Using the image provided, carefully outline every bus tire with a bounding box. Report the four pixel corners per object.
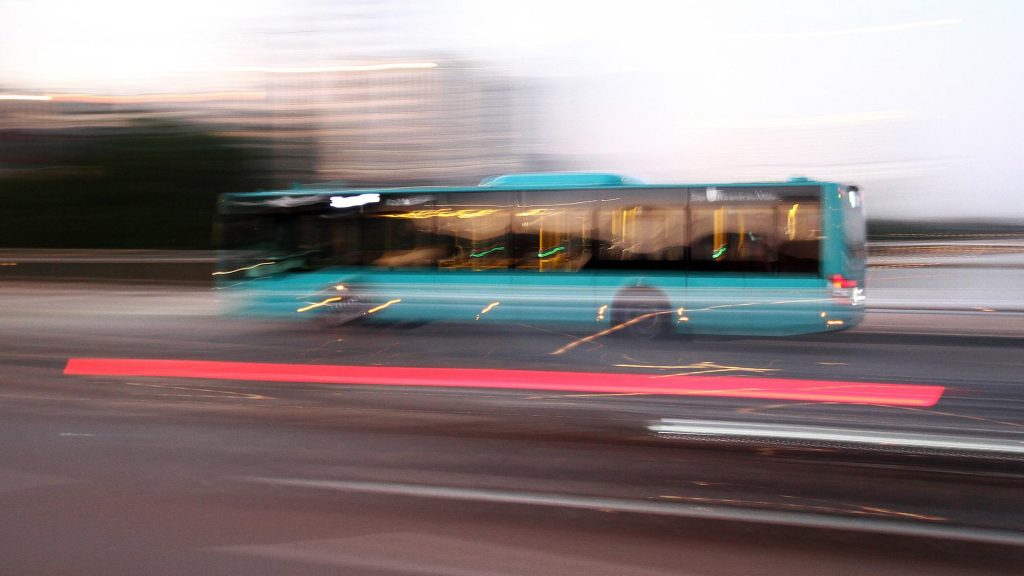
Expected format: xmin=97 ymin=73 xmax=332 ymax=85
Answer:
xmin=611 ymin=287 xmax=671 ymax=339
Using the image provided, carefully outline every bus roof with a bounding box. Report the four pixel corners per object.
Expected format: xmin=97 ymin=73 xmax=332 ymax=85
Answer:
xmin=220 ymin=173 xmax=836 ymax=200
xmin=479 ymin=172 xmax=644 ymax=188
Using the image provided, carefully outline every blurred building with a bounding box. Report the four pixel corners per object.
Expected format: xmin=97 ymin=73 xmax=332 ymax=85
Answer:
xmin=1 ymin=57 xmax=546 ymax=187
xmin=234 ymin=0 xmax=548 ymax=185
xmin=0 ymin=89 xmax=274 ymax=179
xmin=2 ymin=0 xmax=550 ymax=187
xmin=243 ymin=59 xmax=541 ymax=186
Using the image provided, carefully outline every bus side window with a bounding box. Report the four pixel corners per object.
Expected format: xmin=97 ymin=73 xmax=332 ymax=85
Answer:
xmin=435 ymin=207 xmax=512 ymax=271
xmin=776 ymin=201 xmax=821 ymax=273
xmin=593 ymin=206 xmax=686 ymax=269
xmin=689 ymin=203 xmax=777 ymax=272
xmin=356 ymin=202 xmax=448 ymax=268
xmin=326 ymin=214 xmax=361 ymax=265
xmin=369 ymin=217 xmax=446 ymax=268
xmin=513 ymin=209 xmax=591 ymax=272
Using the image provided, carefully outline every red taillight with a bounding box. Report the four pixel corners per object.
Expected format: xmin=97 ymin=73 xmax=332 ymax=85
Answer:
xmin=829 ymin=274 xmax=858 ymax=289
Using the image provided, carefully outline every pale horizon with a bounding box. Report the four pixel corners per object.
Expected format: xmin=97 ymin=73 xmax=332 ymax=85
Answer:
xmin=2 ymin=0 xmax=1022 ymax=221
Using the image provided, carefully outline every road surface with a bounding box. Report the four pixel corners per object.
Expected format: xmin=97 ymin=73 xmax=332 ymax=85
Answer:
xmin=1 ymin=281 xmax=1023 ymax=574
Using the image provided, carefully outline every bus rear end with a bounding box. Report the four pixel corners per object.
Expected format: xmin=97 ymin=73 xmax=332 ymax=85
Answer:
xmin=821 ymin=184 xmax=867 ymax=330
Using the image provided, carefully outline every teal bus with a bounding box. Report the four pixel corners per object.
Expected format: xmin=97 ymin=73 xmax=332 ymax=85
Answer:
xmin=214 ymin=173 xmax=866 ymax=336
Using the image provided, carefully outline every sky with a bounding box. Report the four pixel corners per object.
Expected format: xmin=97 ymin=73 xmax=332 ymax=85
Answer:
xmin=1 ymin=0 xmax=1022 ymax=220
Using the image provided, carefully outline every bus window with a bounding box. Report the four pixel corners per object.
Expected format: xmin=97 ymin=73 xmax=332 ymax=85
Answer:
xmin=594 ymin=206 xmax=687 ymax=270
xmin=841 ymin=187 xmax=866 ymax=278
xmin=690 ymin=203 xmax=777 ymax=272
xmin=330 ymin=196 xmax=446 ymax=268
xmin=776 ymin=201 xmax=821 ymax=273
xmin=362 ymin=213 xmax=444 ymax=268
xmin=323 ymin=212 xmax=361 ymax=265
xmin=513 ymin=209 xmax=592 ymax=271
xmin=435 ymin=206 xmax=512 ymax=271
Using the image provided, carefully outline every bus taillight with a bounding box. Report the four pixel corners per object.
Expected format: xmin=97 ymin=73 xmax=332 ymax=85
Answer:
xmin=829 ymin=274 xmax=865 ymax=306
xmin=829 ymin=274 xmax=858 ymax=289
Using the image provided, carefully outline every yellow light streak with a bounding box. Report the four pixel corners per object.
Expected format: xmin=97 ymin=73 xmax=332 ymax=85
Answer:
xmin=296 ymin=296 xmax=342 ymax=313
xmin=787 ymin=204 xmax=800 ymax=240
xmin=212 ymin=261 xmax=275 ymax=276
xmin=475 ymin=301 xmax=501 ymax=320
xmin=551 ymin=310 xmax=673 ymax=355
xmin=381 ymin=208 xmax=498 ymax=219
xmin=713 ymin=207 xmax=724 ymax=251
xmin=553 ymin=297 xmax=832 ymax=356
xmin=826 ymin=319 xmax=845 ymax=326
xmin=366 ymin=299 xmax=402 ymax=315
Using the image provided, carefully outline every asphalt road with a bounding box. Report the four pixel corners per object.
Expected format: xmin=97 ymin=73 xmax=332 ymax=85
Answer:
xmin=2 ymin=281 xmax=1024 ymax=574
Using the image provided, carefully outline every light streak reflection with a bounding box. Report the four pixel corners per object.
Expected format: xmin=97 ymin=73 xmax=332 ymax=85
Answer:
xmin=212 ymin=261 xmax=276 ymax=276
xmin=297 ymin=296 xmax=342 ymax=313
xmin=366 ymin=299 xmax=402 ymax=315
xmin=476 ymin=301 xmax=501 ymax=320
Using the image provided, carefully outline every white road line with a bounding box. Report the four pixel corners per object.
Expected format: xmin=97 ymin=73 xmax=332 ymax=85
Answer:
xmin=648 ymin=419 xmax=1024 ymax=455
xmin=240 ymin=476 xmax=1024 ymax=546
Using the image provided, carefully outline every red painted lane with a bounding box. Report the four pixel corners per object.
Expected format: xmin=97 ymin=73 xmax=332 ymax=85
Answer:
xmin=64 ymin=356 xmax=942 ymax=405
xmin=63 ymin=358 xmax=945 ymax=407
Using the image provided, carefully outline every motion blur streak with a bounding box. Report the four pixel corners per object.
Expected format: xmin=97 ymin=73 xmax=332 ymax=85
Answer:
xmin=366 ymin=298 xmax=401 ymax=314
xmin=649 ymin=419 xmax=1024 ymax=456
xmin=64 ymin=358 xmax=945 ymax=407
xmin=211 ymin=261 xmax=276 ymax=276
xmin=0 ymin=93 xmax=52 ymax=101
xmin=229 ymin=62 xmax=438 ymax=74
xmin=241 ymin=477 xmax=1024 ymax=547
xmin=48 ymin=91 xmax=266 ymax=104
xmin=296 ymin=296 xmax=342 ymax=313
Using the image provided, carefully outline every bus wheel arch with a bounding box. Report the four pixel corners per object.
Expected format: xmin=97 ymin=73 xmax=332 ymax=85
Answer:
xmin=610 ymin=286 xmax=672 ymax=338
xmin=316 ymin=282 xmax=370 ymax=327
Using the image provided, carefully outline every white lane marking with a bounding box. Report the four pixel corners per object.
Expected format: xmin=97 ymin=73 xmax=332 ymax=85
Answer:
xmin=240 ymin=476 xmax=1024 ymax=546
xmin=214 ymin=532 xmax=683 ymax=576
xmin=648 ymin=419 xmax=1024 ymax=455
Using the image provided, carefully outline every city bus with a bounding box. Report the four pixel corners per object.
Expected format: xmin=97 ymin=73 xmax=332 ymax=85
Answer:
xmin=214 ymin=173 xmax=866 ymax=336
